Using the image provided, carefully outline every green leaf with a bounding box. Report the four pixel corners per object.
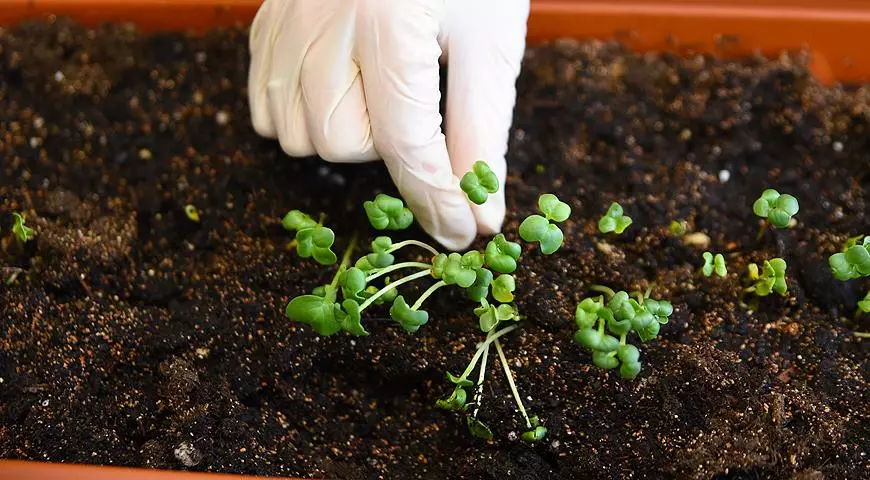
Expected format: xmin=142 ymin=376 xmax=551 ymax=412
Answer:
xmin=644 ymin=299 xmax=673 ymax=324
xmin=857 ymin=292 xmax=870 ymax=313
xmin=592 ymin=351 xmax=619 ymax=370
xmin=845 ymin=245 xmax=870 ymax=275
xmin=443 ymin=252 xmax=482 ymax=288
xmin=295 ymin=226 xmax=337 ymax=265
xmin=366 ymin=252 xmax=395 ymax=269
xmin=355 ymin=256 xmax=376 ymax=273
xmin=619 ymin=360 xmax=642 ymax=380
xmin=574 ymin=297 xmax=602 ymax=329
xmin=11 ymin=212 xmax=34 ymax=244
xmin=389 ymin=295 xmax=429 ymax=333
xmin=598 ymin=202 xmax=631 ymax=235
xmin=491 ymin=274 xmax=516 ymax=303
xmin=476 ymin=302 xmax=499 ymax=333
xmin=466 ymin=417 xmax=493 ymax=441
xmin=702 ymin=252 xmax=714 ymax=277
xmin=436 ymin=387 xmax=467 ymax=412
xmin=614 ymin=216 xmax=633 ymax=234
xmin=573 ymin=328 xmax=602 ymax=350
xmin=776 ymin=194 xmax=800 ymax=216
xmin=518 ymin=214 xmax=549 ymax=242
xmin=598 ymin=216 xmax=617 ymax=234
xmin=339 ymin=267 xmax=368 ymax=303
xmin=752 ymin=197 xmax=771 ymax=217
xmin=607 ymin=292 xmax=637 ymax=322
xmin=829 ymin=252 xmax=858 ymax=281
xmin=447 ymin=372 xmax=474 ymax=387
xmin=312 ymin=247 xmax=337 ymax=266
xmin=495 ymin=304 xmax=519 ymax=322
xmin=466 ymin=268 xmax=493 ymax=303
xmin=521 ymin=426 xmax=548 ymax=442
xmin=630 ymin=311 xmax=658 ymax=341
xmin=669 ymin=220 xmax=687 ymax=236
xmin=281 ymin=210 xmax=317 ymax=231
xmin=617 ymin=344 xmax=640 ymax=364
xmin=363 ymin=194 xmax=413 ymax=230
xmin=485 ymin=233 xmax=522 ymax=274
xmin=538 ymin=194 xmax=571 ymax=222
xmin=714 ymin=254 xmax=727 ymax=277
xmin=431 ymin=253 xmax=448 ymax=279
xmin=753 ymin=189 xmax=799 ymax=228
xmin=336 ymin=300 xmax=368 ymax=336
xmin=538 ymin=224 xmax=564 ymax=255
xmin=460 ymin=161 xmax=499 ymax=205
xmin=602 ymin=306 xmax=632 ymax=336
xmin=371 ymin=236 xmax=393 ymax=253
xmin=285 ymin=295 xmax=340 ymax=336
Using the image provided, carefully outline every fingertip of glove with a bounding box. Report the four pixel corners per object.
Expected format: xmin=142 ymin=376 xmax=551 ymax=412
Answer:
xmin=472 ymin=196 xmax=507 ymax=236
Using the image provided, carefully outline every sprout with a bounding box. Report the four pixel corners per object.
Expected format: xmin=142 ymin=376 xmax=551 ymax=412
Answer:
xmin=753 ymin=189 xmax=799 ymax=229
xmin=745 ymin=258 xmax=788 ymax=297
xmin=519 ymin=193 xmax=571 ymax=254
xmin=465 ymin=268 xmax=493 ymax=303
xmin=598 ymin=202 xmax=632 ymax=235
xmin=389 ymin=296 xmax=429 ymax=333
xmin=572 ymin=286 xmax=672 ymax=380
xmin=668 ymin=219 xmax=688 ymax=236
xmin=459 ymin=161 xmax=499 ymax=205
xmin=829 ymin=236 xmax=870 ymax=281
xmin=466 ymin=417 xmax=494 ymax=441
xmin=184 ymin=204 xmax=200 ymax=222
xmin=437 ymin=251 xmax=484 ymax=288
xmin=11 ymin=212 xmax=34 ymax=244
xmin=702 ymin=252 xmax=727 ymax=277
xmin=363 ymin=193 xmax=414 ymax=230
xmin=491 ymin=274 xmax=516 ymax=303
xmin=858 ymin=291 xmax=870 ymax=315
xmin=282 ymin=209 xmax=337 ymax=265
xmin=473 ymin=298 xmax=518 ymax=333
xmin=484 ymin=233 xmax=521 ymax=274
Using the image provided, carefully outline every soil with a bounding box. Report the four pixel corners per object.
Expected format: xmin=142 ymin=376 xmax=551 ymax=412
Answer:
xmin=1 ymin=19 xmax=868 ymax=480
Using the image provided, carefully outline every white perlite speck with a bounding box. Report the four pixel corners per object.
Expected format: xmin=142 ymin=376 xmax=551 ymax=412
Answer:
xmin=718 ymin=170 xmax=731 ymax=183
xmin=174 ymin=442 xmax=203 ymax=467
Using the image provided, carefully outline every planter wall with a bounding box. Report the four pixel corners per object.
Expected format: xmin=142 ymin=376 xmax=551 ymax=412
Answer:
xmin=0 ymin=1 xmax=868 ymax=479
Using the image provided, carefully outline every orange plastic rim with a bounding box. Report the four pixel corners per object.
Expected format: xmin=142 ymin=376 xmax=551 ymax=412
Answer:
xmin=0 ymin=0 xmax=867 ymax=479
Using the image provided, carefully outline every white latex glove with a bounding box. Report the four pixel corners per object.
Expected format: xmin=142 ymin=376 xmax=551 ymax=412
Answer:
xmin=248 ymin=0 xmax=530 ymax=251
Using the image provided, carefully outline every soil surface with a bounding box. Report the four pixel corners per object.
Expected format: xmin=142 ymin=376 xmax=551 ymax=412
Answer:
xmin=1 ymin=19 xmax=868 ymax=480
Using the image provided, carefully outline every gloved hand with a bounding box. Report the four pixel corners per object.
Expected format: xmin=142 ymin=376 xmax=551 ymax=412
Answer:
xmin=248 ymin=0 xmax=530 ymax=251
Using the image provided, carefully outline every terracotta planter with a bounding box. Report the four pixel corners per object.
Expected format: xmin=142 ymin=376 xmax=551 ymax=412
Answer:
xmin=0 ymin=1 xmax=867 ymax=479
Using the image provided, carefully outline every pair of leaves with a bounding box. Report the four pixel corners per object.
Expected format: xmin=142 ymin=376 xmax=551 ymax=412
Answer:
xmin=285 ymin=291 xmax=367 ymax=337
xmin=589 ymin=344 xmax=642 ymax=380
xmin=474 ymin=298 xmax=519 ymax=332
xmin=748 ymin=258 xmax=788 ymax=296
xmin=389 ymin=296 xmax=429 ymax=333
xmin=598 ymin=202 xmax=632 ymax=235
xmin=702 ymin=252 xmax=727 ymax=277
xmin=485 ymin=234 xmax=522 ymax=274
xmin=520 ymin=416 xmax=548 ymax=443
xmin=436 ymin=386 xmax=468 ymax=412
xmin=829 ymin=238 xmax=870 ymax=281
xmin=11 ymin=212 xmax=34 ymax=244
xmin=460 ymin=161 xmax=499 ymax=205
xmin=364 ymin=194 xmax=413 ymax=230
xmin=466 ymin=268 xmax=493 ymax=302
xmin=518 ymin=194 xmax=571 ymax=255
xmin=753 ymin=189 xmax=799 ymax=229
xmin=435 ymin=251 xmax=484 ymax=288
xmin=282 ymin=210 xmax=337 ymax=265
xmin=362 ymin=236 xmax=396 ymax=270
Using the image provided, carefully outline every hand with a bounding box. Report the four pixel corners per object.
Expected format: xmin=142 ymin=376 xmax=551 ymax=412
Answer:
xmin=248 ymin=0 xmax=530 ymax=251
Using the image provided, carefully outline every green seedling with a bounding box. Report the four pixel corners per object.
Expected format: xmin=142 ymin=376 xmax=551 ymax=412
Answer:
xmin=519 ymin=193 xmax=570 ymax=254
xmin=491 ymin=274 xmax=516 ymax=303
xmin=184 ymin=204 xmax=200 ymax=222
xmin=474 ymin=298 xmax=519 ymax=333
xmin=282 ymin=210 xmax=337 ymax=265
xmin=573 ymin=285 xmax=672 ymax=380
xmin=460 ymin=161 xmax=499 ymax=205
xmin=364 ymin=193 xmax=413 ymax=230
xmin=11 ymin=213 xmax=34 ymax=245
xmin=485 ymin=234 xmax=521 ymax=274
xmin=858 ymin=291 xmax=870 ymax=314
xmin=829 ymin=236 xmax=870 ymax=281
xmin=744 ymin=258 xmax=788 ymax=299
xmin=668 ymin=219 xmax=688 ymax=236
xmin=598 ymin=202 xmax=632 ymax=235
xmin=702 ymin=252 xmax=727 ymax=277
xmin=753 ymin=189 xmax=799 ymax=240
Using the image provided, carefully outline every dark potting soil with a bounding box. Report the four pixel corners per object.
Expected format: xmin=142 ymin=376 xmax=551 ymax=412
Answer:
xmin=1 ymin=19 xmax=868 ymax=480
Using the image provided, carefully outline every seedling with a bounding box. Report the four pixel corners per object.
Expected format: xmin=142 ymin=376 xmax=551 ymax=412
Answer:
xmin=744 ymin=258 xmax=788 ymax=299
xmin=282 ymin=210 xmax=338 ymax=266
xmin=701 ymin=252 xmax=727 ymax=278
xmin=668 ymin=219 xmax=688 ymax=236
xmin=11 ymin=213 xmax=34 ymax=245
xmin=753 ymin=189 xmax=799 ymax=239
xmin=519 ymin=193 xmax=571 ymax=254
xmin=485 ymin=234 xmax=521 ymax=274
xmin=598 ymin=202 xmax=632 ymax=235
xmin=363 ymin=193 xmax=413 ymax=230
xmin=858 ymin=291 xmax=870 ymax=315
xmin=573 ymin=285 xmax=672 ymax=380
xmin=829 ymin=236 xmax=870 ymax=281
xmin=184 ymin=204 xmax=200 ymax=222
xmin=460 ymin=161 xmax=499 ymax=205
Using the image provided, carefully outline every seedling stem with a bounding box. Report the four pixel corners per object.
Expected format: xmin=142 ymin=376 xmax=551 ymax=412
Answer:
xmin=494 ymin=339 xmax=532 ymax=429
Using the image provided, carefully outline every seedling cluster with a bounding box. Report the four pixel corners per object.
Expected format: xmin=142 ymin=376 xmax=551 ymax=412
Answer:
xmin=829 ymin=235 xmax=870 ymax=281
xmin=598 ymin=202 xmax=632 ymax=235
xmin=702 ymin=252 xmax=727 ymax=278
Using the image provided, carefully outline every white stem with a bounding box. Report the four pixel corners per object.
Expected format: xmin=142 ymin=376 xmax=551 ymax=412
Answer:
xmin=456 ymin=325 xmax=519 ymax=382
xmin=472 ymin=331 xmax=493 ymax=418
xmin=411 ymin=281 xmax=446 ymax=310
xmin=387 ymin=239 xmax=440 ymax=257
xmin=494 ymin=339 xmax=532 ymax=429
xmin=365 ymin=262 xmax=430 ymax=282
xmin=358 ymin=269 xmax=431 ymax=311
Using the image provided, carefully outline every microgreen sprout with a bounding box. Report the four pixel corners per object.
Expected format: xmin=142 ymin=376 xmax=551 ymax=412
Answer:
xmin=519 ymin=193 xmax=570 ymax=254
xmin=485 ymin=234 xmax=522 ymax=274
xmin=598 ymin=202 xmax=632 ymax=235
xmin=829 ymin=236 xmax=870 ymax=281
xmin=744 ymin=258 xmax=788 ymax=298
xmin=859 ymin=291 xmax=870 ymax=314
xmin=184 ymin=204 xmax=200 ymax=222
xmin=363 ymin=193 xmax=414 ymax=230
xmin=460 ymin=161 xmax=499 ymax=205
xmin=753 ymin=189 xmax=799 ymax=239
xmin=11 ymin=213 xmax=34 ymax=245
xmin=573 ymin=285 xmax=672 ymax=380
xmin=702 ymin=252 xmax=727 ymax=278
xmin=668 ymin=219 xmax=688 ymax=236
xmin=282 ymin=210 xmax=337 ymax=265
